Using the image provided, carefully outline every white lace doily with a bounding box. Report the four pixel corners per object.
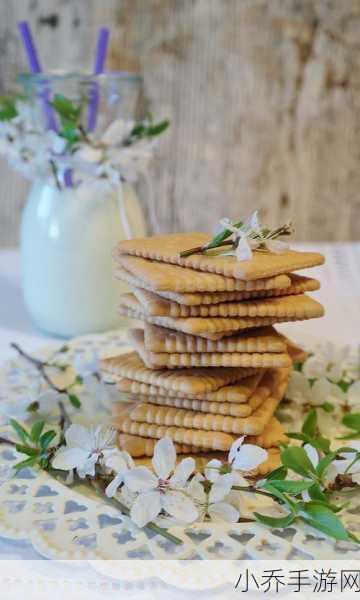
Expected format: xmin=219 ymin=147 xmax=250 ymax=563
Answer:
xmin=0 ymin=329 xmax=359 ymax=581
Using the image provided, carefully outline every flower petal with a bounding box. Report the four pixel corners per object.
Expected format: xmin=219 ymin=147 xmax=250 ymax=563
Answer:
xmin=130 ymin=491 xmax=162 ymax=527
xmin=105 ymin=474 xmax=123 ymax=498
xmin=162 ymin=490 xmax=198 ymax=523
xmin=228 ymin=436 xmax=245 ymax=464
xmin=208 ymin=501 xmax=239 ymax=523
xmin=204 ymin=459 xmax=222 ymax=482
xmin=170 ymin=457 xmax=195 ymax=488
xmin=209 ymin=473 xmax=234 ymax=504
xmin=64 ymin=424 xmax=93 ymax=451
xmin=302 ymin=355 xmax=327 ymax=380
xmin=304 ymin=444 xmax=319 ymax=468
xmin=152 ymin=437 xmax=176 ymax=480
xmin=52 ymin=447 xmax=90 ymax=471
xmin=231 ymin=444 xmax=268 ymax=471
xmin=311 ymin=377 xmax=332 ymax=406
xmin=124 ymin=466 xmax=157 ymax=492
xmin=103 ymin=449 xmax=134 ymax=473
xmin=186 ymin=475 xmax=206 ymax=504
xmin=236 ymin=237 xmax=252 ymax=261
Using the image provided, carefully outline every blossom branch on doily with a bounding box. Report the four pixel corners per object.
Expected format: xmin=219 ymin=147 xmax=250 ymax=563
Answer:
xmin=1 ymin=341 xmax=359 ymax=545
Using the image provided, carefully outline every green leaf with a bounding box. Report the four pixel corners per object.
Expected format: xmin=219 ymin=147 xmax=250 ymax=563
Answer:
xmin=39 ymin=430 xmax=57 ymax=450
xmin=300 ymin=502 xmax=353 ymax=542
xmin=60 ymin=122 xmax=80 ymax=146
xmin=254 ymin=512 xmax=295 ymax=528
xmin=266 ymin=466 xmax=288 ymax=481
xmin=30 ymin=420 xmax=45 ymax=442
xmin=13 ymin=456 xmax=38 ymax=470
xmin=68 ymin=393 xmax=81 ymax=408
xmin=15 ymin=444 xmax=39 ymax=457
xmin=316 ymin=452 xmax=336 ymax=479
xmin=307 ymin=483 xmax=328 ymax=502
xmin=10 ymin=419 xmax=31 ymax=444
xmin=302 ymin=409 xmax=317 ymax=437
xmin=287 ymin=432 xmax=310 ymax=443
xmin=261 ymin=483 xmax=297 ymax=511
xmin=0 ymin=96 xmax=18 ymax=120
xmin=281 ymin=446 xmax=316 ymax=478
xmin=321 ymin=402 xmax=335 ymax=413
xmin=309 ymin=437 xmax=331 ymax=453
xmin=293 ymin=361 xmax=303 ymax=372
xmin=205 ymin=220 xmax=243 ymax=250
xmin=338 ymin=380 xmax=351 ymax=393
xmin=146 ymin=119 xmax=170 ymax=136
xmin=265 ymin=480 xmax=314 ymax=494
xmin=52 ymin=94 xmax=80 ymax=120
xmin=342 ymin=413 xmax=360 ymax=432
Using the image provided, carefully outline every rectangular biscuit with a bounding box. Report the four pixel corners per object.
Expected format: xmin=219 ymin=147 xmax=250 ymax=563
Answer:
xmin=101 ymin=352 xmax=255 ymax=394
xmin=127 ymin=368 xmax=290 ymax=435
xmin=113 ymin=414 xmax=286 ymax=452
xmin=115 ymin=372 xmax=263 ymax=403
xmin=115 ymin=372 xmax=273 ymax=417
xmin=130 ymin=328 xmax=292 ymax=369
xmin=117 ymin=433 xmax=202 ymax=457
xmin=131 ymin=289 xmax=324 ymax=319
xmin=115 ymin=255 xmax=292 ymax=292
xmin=115 ymin=232 xmax=325 ymax=280
xmin=118 ymin=295 xmax=320 ymax=338
xmin=143 ymin=323 xmax=286 ymax=354
xmin=129 ymin=396 xmax=279 ymax=435
xmin=116 ymin=267 xmax=318 ymax=305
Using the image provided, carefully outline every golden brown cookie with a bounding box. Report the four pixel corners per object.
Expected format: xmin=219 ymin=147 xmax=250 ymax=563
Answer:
xmin=101 ymin=352 xmax=255 ymax=394
xmin=114 ymin=372 xmax=262 ymax=403
xmin=115 ymin=232 xmax=324 ymax=280
xmin=130 ymin=328 xmax=292 ymax=370
xmin=116 ymin=267 xmax=318 ymax=305
xmin=114 ymin=254 xmax=292 ymax=292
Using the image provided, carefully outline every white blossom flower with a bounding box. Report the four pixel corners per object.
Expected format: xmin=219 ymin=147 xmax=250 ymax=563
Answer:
xmin=52 ymin=424 xmax=117 ymax=478
xmin=124 ymin=438 xmax=198 ymax=528
xmin=302 ymin=344 xmax=347 ymax=383
xmin=220 ymin=211 xmax=289 ymax=262
xmin=105 ymin=450 xmax=135 ymax=498
xmin=228 ymin=436 xmax=268 ymax=473
xmin=187 ymin=472 xmax=239 ymax=523
xmin=333 ymin=441 xmax=360 ymax=485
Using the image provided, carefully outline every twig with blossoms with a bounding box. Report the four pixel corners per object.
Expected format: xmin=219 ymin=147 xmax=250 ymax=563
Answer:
xmin=179 ymin=211 xmax=293 ymax=261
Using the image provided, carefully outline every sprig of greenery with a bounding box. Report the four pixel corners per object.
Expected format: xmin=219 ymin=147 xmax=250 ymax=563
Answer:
xmin=339 ymin=413 xmax=360 ymax=440
xmin=179 ymin=220 xmax=293 ymax=258
xmin=253 ymin=409 xmax=359 ymax=543
xmin=10 ymin=342 xmax=82 ymax=416
xmin=9 ymin=418 xmax=58 ymax=470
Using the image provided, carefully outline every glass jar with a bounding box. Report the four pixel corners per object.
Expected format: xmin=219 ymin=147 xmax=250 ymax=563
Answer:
xmin=18 ymin=72 xmax=147 ymax=337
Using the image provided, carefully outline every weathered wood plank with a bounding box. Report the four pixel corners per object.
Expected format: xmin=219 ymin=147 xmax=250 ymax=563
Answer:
xmin=0 ymin=0 xmax=360 ymax=244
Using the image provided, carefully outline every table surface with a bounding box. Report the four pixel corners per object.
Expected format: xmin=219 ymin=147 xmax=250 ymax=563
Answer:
xmin=0 ymin=243 xmax=360 ymax=594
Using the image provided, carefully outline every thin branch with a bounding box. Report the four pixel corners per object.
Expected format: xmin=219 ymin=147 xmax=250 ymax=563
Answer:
xmin=0 ymin=436 xmax=16 ymax=446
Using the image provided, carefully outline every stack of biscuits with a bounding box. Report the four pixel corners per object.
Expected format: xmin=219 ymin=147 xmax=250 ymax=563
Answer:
xmin=101 ymin=232 xmax=324 ymax=474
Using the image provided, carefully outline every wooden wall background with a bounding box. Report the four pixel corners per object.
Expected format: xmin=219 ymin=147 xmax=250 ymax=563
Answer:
xmin=1 ymin=0 xmax=360 ymax=245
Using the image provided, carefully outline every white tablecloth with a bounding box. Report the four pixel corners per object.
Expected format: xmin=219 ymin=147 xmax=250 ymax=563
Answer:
xmin=0 ymin=243 xmax=359 ymax=595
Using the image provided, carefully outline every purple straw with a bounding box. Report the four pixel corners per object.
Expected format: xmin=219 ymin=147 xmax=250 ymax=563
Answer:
xmin=87 ymin=27 xmax=110 ymax=131
xmin=17 ymin=20 xmax=57 ymax=132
